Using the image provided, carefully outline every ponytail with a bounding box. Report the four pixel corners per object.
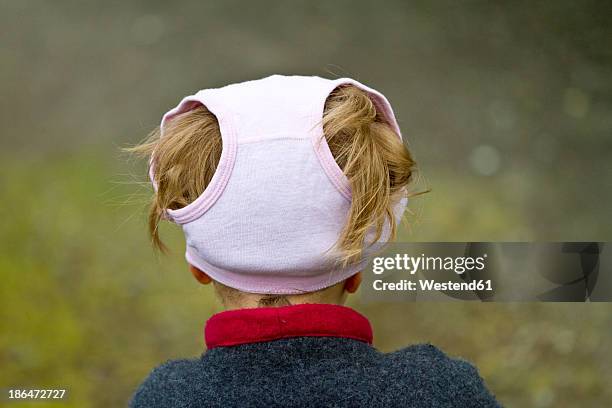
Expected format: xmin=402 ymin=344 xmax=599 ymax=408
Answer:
xmin=127 ymin=105 xmax=222 ymax=252
xmin=323 ymin=85 xmax=415 ymax=265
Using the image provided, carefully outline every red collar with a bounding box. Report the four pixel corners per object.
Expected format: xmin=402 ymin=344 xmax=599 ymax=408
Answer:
xmin=204 ymin=303 xmax=373 ymax=349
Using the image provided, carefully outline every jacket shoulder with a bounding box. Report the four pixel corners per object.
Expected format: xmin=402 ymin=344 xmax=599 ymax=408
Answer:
xmin=129 ymin=359 xmax=202 ymax=408
xmin=383 ymin=344 xmax=502 ymax=407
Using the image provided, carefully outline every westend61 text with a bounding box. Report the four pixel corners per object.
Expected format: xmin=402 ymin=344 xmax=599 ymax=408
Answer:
xmin=373 ymin=279 xmax=493 ymax=292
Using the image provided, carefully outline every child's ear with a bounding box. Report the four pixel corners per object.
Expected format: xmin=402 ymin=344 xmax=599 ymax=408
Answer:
xmin=344 ymin=272 xmax=362 ymax=294
xmin=189 ymin=265 xmax=212 ymax=285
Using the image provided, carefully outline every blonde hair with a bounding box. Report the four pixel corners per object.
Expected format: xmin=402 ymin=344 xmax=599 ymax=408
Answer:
xmin=129 ymin=85 xmax=416 ymax=263
xmin=323 ymin=85 xmax=414 ymax=264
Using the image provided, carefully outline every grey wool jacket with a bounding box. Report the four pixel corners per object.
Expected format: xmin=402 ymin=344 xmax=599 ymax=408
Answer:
xmin=130 ymin=304 xmax=501 ymax=408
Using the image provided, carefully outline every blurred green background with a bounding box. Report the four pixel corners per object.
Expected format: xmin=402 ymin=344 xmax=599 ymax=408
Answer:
xmin=1 ymin=1 xmax=611 ymax=407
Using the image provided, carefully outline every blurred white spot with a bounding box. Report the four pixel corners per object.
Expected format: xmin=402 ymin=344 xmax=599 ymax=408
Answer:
xmin=131 ymin=15 xmax=165 ymax=45
xmin=470 ymin=145 xmax=501 ymax=176
xmin=488 ymin=100 xmax=516 ymax=130
xmin=563 ymin=87 xmax=590 ymax=118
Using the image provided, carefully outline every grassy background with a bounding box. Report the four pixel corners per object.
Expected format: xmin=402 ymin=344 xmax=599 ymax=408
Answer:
xmin=1 ymin=1 xmax=611 ymax=407
xmin=1 ymin=153 xmax=610 ymax=407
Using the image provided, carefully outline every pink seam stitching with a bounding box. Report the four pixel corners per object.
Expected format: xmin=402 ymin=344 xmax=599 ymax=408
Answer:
xmin=172 ymin=126 xmax=236 ymax=223
xmin=324 ymin=150 xmax=351 ymax=198
xmin=166 ymin=112 xmax=237 ymax=224
xmin=311 ymin=127 xmax=352 ymax=201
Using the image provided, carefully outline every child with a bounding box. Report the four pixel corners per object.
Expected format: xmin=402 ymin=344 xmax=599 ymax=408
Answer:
xmin=129 ymin=75 xmax=501 ymax=407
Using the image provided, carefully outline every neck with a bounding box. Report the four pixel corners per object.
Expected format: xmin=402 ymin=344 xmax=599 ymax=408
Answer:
xmin=220 ymin=292 xmax=348 ymax=310
xmin=214 ymin=281 xmax=347 ymax=310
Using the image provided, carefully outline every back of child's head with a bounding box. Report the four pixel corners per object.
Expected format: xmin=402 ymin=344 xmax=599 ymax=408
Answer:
xmin=133 ymin=75 xmax=415 ymax=296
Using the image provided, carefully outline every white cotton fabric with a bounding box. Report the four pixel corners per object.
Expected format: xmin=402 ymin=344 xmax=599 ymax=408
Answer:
xmin=151 ymin=75 xmax=407 ymax=294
